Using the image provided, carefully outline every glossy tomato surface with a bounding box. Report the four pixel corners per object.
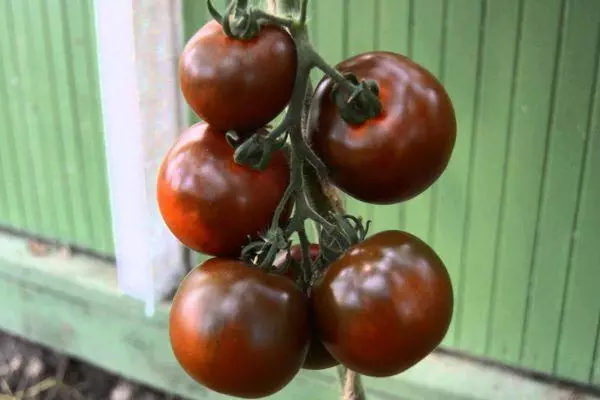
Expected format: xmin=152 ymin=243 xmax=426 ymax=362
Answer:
xmin=312 ymin=230 xmax=453 ymax=377
xmin=180 ymin=20 xmax=296 ymax=133
xmin=157 ymin=122 xmax=291 ymax=257
xmin=273 ymin=244 xmax=339 ymax=370
xmin=169 ymin=258 xmax=310 ymax=398
xmin=308 ymin=51 xmax=456 ymax=204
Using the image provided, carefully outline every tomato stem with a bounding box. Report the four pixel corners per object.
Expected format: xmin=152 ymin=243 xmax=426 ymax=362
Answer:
xmin=235 ymin=7 xmax=370 ymax=277
xmin=228 ymin=1 xmax=369 ymax=398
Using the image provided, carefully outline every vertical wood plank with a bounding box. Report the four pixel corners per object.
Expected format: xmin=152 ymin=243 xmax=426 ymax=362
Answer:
xmin=555 ymin=25 xmax=600 ymax=383
xmin=45 ymin=0 xmax=97 ymax=250
xmin=314 ymin=0 xmax=344 ymax=64
xmin=521 ymin=0 xmax=600 ymax=375
xmin=487 ymin=0 xmax=562 ymax=365
xmin=455 ymin=0 xmax=521 ymax=354
xmin=64 ymin=0 xmax=111 ymax=252
xmin=81 ymin=0 xmax=114 ymax=254
xmin=433 ymin=0 xmax=483 ymax=348
xmin=27 ymin=0 xmax=72 ymax=244
xmin=402 ymin=0 xmax=445 ymax=243
xmin=20 ymin=0 xmax=61 ymax=241
xmin=3 ymin=0 xmax=43 ymax=234
xmin=369 ymin=0 xmax=410 ymax=235
xmin=0 ymin=2 xmax=27 ymax=229
xmin=593 ymin=312 xmax=600 ymax=384
xmin=182 ymin=0 xmax=209 ymax=125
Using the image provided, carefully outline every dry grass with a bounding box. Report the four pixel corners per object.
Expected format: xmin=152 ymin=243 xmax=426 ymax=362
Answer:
xmin=0 ymin=331 xmax=184 ymax=400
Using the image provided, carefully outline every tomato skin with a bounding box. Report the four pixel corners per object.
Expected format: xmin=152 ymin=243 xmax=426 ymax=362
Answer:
xmin=312 ymin=230 xmax=453 ymax=377
xmin=157 ymin=122 xmax=291 ymax=257
xmin=308 ymin=51 xmax=456 ymax=205
xmin=179 ymin=20 xmax=297 ymax=133
xmin=169 ymin=258 xmax=310 ymax=398
xmin=273 ymin=244 xmax=339 ymax=370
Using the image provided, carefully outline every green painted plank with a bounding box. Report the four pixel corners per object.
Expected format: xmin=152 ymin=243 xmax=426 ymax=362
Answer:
xmin=368 ymin=0 xmax=411 ymax=235
xmin=555 ymin=21 xmax=600 ymax=383
xmin=0 ymin=4 xmax=26 ymax=229
xmin=432 ymin=0 xmax=483 ymax=349
xmin=19 ymin=0 xmax=61 ymax=240
xmin=80 ymin=0 xmax=114 ymax=254
xmin=594 ymin=315 xmax=600 ymax=385
xmin=402 ymin=0 xmax=445 ymax=243
xmin=26 ymin=0 xmax=72 ymax=243
xmin=521 ymin=0 xmax=600 ymax=376
xmin=182 ymin=0 xmax=211 ymax=125
xmin=455 ymin=0 xmax=521 ymax=354
xmin=1 ymin=1 xmax=43 ymax=233
xmin=487 ymin=0 xmax=563 ymax=365
xmin=0 ymin=0 xmax=112 ymax=254
xmin=312 ymin=0 xmax=344 ymax=86
xmin=63 ymin=0 xmax=113 ymax=253
xmin=314 ymin=0 xmax=344 ymax=65
xmin=44 ymin=0 xmax=94 ymax=249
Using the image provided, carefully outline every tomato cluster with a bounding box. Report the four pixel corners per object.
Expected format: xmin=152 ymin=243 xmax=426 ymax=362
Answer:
xmin=158 ymin=6 xmax=456 ymax=399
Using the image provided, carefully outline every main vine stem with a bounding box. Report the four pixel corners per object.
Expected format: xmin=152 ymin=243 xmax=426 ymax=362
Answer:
xmin=265 ymin=1 xmax=369 ymax=398
xmin=211 ymin=0 xmax=381 ymax=398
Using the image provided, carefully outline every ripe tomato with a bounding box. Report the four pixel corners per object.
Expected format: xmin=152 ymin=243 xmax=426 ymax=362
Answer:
xmin=169 ymin=258 xmax=310 ymax=398
xmin=179 ymin=20 xmax=297 ymax=133
xmin=273 ymin=244 xmax=339 ymax=370
xmin=312 ymin=230 xmax=453 ymax=377
xmin=157 ymin=122 xmax=291 ymax=257
xmin=308 ymin=51 xmax=456 ymax=204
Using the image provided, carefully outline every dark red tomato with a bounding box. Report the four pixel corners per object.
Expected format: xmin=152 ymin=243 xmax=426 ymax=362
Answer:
xmin=273 ymin=243 xmax=321 ymax=280
xmin=179 ymin=20 xmax=297 ymax=133
xmin=157 ymin=122 xmax=291 ymax=257
xmin=308 ymin=51 xmax=456 ymax=205
xmin=273 ymin=244 xmax=339 ymax=370
xmin=312 ymin=230 xmax=453 ymax=377
xmin=169 ymin=258 xmax=310 ymax=398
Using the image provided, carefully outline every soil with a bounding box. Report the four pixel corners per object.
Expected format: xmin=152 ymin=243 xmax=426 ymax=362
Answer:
xmin=0 ymin=330 xmax=189 ymax=400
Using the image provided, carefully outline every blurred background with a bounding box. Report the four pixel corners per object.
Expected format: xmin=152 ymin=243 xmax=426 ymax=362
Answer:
xmin=0 ymin=0 xmax=598 ymax=399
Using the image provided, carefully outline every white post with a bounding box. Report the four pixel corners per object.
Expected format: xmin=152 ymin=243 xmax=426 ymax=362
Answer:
xmin=93 ymin=0 xmax=186 ymax=316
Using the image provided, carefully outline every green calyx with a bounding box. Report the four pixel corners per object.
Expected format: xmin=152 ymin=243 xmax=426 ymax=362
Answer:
xmin=331 ymin=73 xmax=383 ymax=126
xmin=207 ymin=0 xmax=298 ymax=41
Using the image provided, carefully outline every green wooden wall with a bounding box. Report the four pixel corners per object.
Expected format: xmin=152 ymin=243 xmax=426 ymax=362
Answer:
xmin=0 ymin=0 xmax=113 ymax=255
xmin=184 ymin=0 xmax=600 ymax=387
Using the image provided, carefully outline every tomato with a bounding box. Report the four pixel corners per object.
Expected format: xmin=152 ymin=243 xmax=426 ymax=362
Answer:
xmin=179 ymin=20 xmax=297 ymax=133
xmin=169 ymin=258 xmax=310 ymax=398
xmin=272 ymin=243 xmax=321 ymax=280
xmin=312 ymin=230 xmax=453 ymax=377
xmin=308 ymin=51 xmax=456 ymax=205
xmin=157 ymin=122 xmax=291 ymax=257
xmin=273 ymin=244 xmax=339 ymax=370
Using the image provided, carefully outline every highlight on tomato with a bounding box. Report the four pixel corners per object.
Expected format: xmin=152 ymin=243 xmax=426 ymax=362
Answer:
xmin=156 ymin=122 xmax=291 ymax=257
xmin=179 ymin=19 xmax=297 ymax=133
xmin=309 ymin=51 xmax=457 ymax=205
xmin=312 ymin=230 xmax=454 ymax=377
xmin=169 ymin=258 xmax=310 ymax=398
